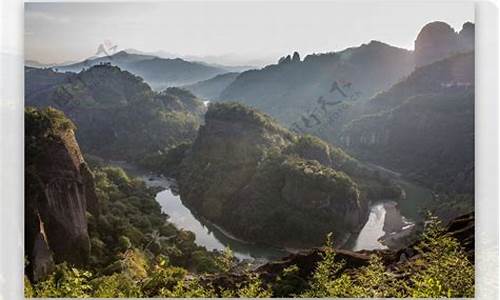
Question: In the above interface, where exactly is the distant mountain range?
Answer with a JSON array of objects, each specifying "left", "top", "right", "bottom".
[
  {"left": 48, "top": 51, "right": 233, "bottom": 90},
  {"left": 25, "top": 59, "right": 78, "bottom": 69},
  {"left": 123, "top": 48, "right": 256, "bottom": 72},
  {"left": 184, "top": 21, "right": 474, "bottom": 129},
  {"left": 180, "top": 21, "right": 475, "bottom": 196},
  {"left": 217, "top": 41, "right": 415, "bottom": 125},
  {"left": 182, "top": 72, "right": 240, "bottom": 100},
  {"left": 24, "top": 20, "right": 475, "bottom": 195}
]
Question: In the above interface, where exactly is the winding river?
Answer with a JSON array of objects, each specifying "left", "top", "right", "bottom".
[{"left": 115, "top": 161, "right": 433, "bottom": 260}]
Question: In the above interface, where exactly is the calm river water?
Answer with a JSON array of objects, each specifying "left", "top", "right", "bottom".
[{"left": 115, "top": 161, "right": 433, "bottom": 260}]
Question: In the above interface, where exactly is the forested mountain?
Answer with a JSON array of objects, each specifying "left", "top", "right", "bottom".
[
  {"left": 170, "top": 103, "right": 402, "bottom": 247},
  {"left": 24, "top": 17, "right": 476, "bottom": 298},
  {"left": 210, "top": 22, "right": 474, "bottom": 144},
  {"left": 182, "top": 72, "right": 240, "bottom": 100},
  {"left": 25, "top": 107, "right": 222, "bottom": 284},
  {"left": 340, "top": 52, "right": 474, "bottom": 194},
  {"left": 55, "top": 51, "right": 228, "bottom": 90},
  {"left": 217, "top": 41, "right": 414, "bottom": 125},
  {"left": 55, "top": 51, "right": 156, "bottom": 72},
  {"left": 25, "top": 67, "right": 71, "bottom": 99},
  {"left": 25, "top": 64, "right": 205, "bottom": 161},
  {"left": 25, "top": 107, "right": 475, "bottom": 299}
]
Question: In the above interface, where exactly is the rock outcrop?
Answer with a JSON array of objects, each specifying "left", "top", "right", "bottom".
[
  {"left": 415, "top": 21, "right": 474, "bottom": 67},
  {"left": 176, "top": 103, "right": 401, "bottom": 247},
  {"left": 25, "top": 107, "right": 98, "bottom": 281},
  {"left": 459, "top": 22, "right": 475, "bottom": 52}
]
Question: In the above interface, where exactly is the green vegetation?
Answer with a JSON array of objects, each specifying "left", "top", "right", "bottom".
[
  {"left": 25, "top": 31, "right": 476, "bottom": 297},
  {"left": 25, "top": 162, "right": 221, "bottom": 297},
  {"left": 341, "top": 52, "right": 474, "bottom": 195},
  {"left": 222, "top": 153, "right": 362, "bottom": 245},
  {"left": 25, "top": 64, "right": 205, "bottom": 161},
  {"left": 88, "top": 166, "right": 219, "bottom": 272},
  {"left": 206, "top": 102, "right": 294, "bottom": 138},
  {"left": 218, "top": 41, "right": 414, "bottom": 126},
  {"left": 297, "top": 217, "right": 474, "bottom": 298},
  {"left": 27, "top": 217, "right": 474, "bottom": 298},
  {"left": 138, "top": 142, "right": 191, "bottom": 176},
  {"left": 25, "top": 106, "right": 76, "bottom": 136},
  {"left": 176, "top": 103, "right": 402, "bottom": 247}
]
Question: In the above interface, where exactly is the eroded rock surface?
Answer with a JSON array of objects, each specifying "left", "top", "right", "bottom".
[{"left": 25, "top": 107, "right": 98, "bottom": 281}]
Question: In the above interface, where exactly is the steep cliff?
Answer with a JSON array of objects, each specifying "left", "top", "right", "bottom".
[
  {"left": 175, "top": 103, "right": 401, "bottom": 247},
  {"left": 25, "top": 107, "right": 98, "bottom": 281},
  {"left": 414, "top": 21, "right": 474, "bottom": 67}
]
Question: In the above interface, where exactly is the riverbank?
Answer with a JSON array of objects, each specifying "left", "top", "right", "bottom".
[{"left": 104, "top": 160, "right": 434, "bottom": 259}]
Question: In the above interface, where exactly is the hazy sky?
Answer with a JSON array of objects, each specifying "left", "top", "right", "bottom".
[{"left": 25, "top": 1, "right": 474, "bottom": 66}]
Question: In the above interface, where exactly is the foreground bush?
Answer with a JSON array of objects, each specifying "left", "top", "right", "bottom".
[{"left": 27, "top": 216, "right": 474, "bottom": 298}]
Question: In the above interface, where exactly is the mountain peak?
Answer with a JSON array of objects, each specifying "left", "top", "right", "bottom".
[
  {"left": 417, "top": 21, "right": 457, "bottom": 38},
  {"left": 205, "top": 102, "right": 291, "bottom": 136},
  {"left": 414, "top": 21, "right": 471, "bottom": 67},
  {"left": 461, "top": 21, "right": 474, "bottom": 31},
  {"left": 112, "top": 50, "right": 130, "bottom": 57},
  {"left": 366, "top": 40, "right": 387, "bottom": 47}
]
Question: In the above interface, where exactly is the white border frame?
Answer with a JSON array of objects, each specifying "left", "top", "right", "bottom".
[{"left": 1, "top": 1, "right": 498, "bottom": 299}]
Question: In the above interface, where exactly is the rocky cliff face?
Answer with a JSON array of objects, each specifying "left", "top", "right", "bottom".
[
  {"left": 175, "top": 103, "right": 404, "bottom": 247},
  {"left": 414, "top": 21, "right": 474, "bottom": 67},
  {"left": 25, "top": 107, "right": 98, "bottom": 281}
]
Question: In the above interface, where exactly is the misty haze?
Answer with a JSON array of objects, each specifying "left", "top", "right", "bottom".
[{"left": 24, "top": 1, "right": 475, "bottom": 298}]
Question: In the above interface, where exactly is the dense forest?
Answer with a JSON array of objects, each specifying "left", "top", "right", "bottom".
[
  {"left": 170, "top": 102, "right": 403, "bottom": 247},
  {"left": 24, "top": 104, "right": 474, "bottom": 298},
  {"left": 24, "top": 20, "right": 476, "bottom": 298},
  {"left": 25, "top": 64, "right": 205, "bottom": 161}
]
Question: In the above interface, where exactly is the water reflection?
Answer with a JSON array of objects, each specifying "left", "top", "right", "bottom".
[
  {"left": 143, "top": 175, "right": 287, "bottom": 260},
  {"left": 119, "top": 162, "right": 432, "bottom": 258},
  {"left": 352, "top": 203, "right": 388, "bottom": 251}
]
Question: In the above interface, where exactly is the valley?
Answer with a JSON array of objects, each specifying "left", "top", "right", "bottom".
[
  {"left": 108, "top": 154, "right": 433, "bottom": 260},
  {"left": 24, "top": 18, "right": 475, "bottom": 298}
]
